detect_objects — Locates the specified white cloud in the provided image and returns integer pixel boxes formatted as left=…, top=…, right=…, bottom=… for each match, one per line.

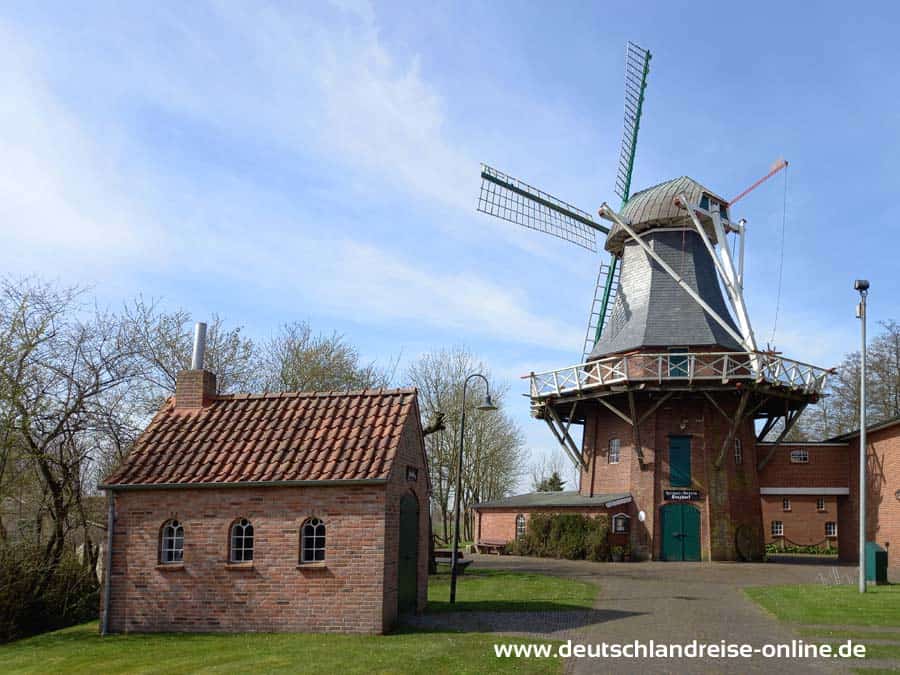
left=0, top=25, right=152, bottom=273
left=0, top=5, right=589, bottom=353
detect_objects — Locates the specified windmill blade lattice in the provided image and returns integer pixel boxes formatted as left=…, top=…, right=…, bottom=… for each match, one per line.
left=586, top=42, right=652, bottom=356
left=477, top=164, right=606, bottom=252
left=614, top=42, right=652, bottom=203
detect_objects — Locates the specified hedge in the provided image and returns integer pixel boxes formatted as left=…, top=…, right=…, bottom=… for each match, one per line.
left=509, top=513, right=610, bottom=561
left=0, top=545, right=98, bottom=643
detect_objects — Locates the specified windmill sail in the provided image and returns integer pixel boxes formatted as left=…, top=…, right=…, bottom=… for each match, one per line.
left=477, top=164, right=607, bottom=252
left=587, top=42, right=652, bottom=354
left=615, top=42, right=652, bottom=203
left=582, top=259, right=620, bottom=361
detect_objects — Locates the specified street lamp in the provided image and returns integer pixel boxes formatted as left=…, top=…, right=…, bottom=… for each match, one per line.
left=855, top=279, right=869, bottom=593
left=449, top=373, right=496, bottom=604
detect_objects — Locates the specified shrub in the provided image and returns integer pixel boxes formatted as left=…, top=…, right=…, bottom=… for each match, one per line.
left=765, top=542, right=836, bottom=555
left=516, top=513, right=610, bottom=561
left=0, top=545, right=99, bottom=643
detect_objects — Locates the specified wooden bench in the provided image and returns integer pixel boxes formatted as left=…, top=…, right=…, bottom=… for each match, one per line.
left=432, top=550, right=474, bottom=574
left=475, top=539, right=507, bottom=555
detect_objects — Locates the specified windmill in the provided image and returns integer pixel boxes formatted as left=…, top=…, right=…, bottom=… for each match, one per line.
left=472, top=42, right=831, bottom=563
left=477, top=42, right=652, bottom=361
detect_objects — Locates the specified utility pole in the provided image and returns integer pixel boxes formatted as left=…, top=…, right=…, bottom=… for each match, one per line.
left=855, top=279, right=869, bottom=593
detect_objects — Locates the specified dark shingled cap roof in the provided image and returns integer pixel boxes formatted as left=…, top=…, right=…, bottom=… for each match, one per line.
left=101, top=388, right=419, bottom=488
left=604, top=176, right=727, bottom=255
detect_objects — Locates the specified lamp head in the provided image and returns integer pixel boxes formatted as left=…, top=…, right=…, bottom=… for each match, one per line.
left=854, top=279, right=870, bottom=292
left=477, top=393, right=497, bottom=411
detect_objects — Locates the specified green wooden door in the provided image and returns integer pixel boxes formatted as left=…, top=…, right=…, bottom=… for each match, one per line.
left=398, top=494, right=419, bottom=613
left=669, top=436, right=692, bottom=487
left=681, top=505, right=700, bottom=561
left=660, top=503, right=701, bottom=561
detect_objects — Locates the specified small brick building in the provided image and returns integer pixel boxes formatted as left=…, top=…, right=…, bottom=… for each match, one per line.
left=100, top=367, right=430, bottom=634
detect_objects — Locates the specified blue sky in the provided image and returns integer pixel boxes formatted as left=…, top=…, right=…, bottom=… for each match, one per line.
left=3, top=1, right=899, bottom=488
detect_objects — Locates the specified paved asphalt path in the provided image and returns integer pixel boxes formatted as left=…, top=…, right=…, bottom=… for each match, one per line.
left=409, top=555, right=876, bottom=674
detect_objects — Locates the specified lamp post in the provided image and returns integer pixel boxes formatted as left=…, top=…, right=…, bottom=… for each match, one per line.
left=449, top=373, right=496, bottom=604
left=855, top=279, right=869, bottom=593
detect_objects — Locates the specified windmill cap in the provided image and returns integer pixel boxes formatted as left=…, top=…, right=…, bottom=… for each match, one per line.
left=602, top=176, right=727, bottom=255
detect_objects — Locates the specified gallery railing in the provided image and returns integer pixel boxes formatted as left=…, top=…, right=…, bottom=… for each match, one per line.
left=527, top=352, right=830, bottom=400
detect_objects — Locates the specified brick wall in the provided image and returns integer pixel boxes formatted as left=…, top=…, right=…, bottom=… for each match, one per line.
left=382, top=412, right=431, bottom=628
left=844, top=425, right=900, bottom=567
left=104, top=484, right=395, bottom=634
left=757, top=443, right=849, bottom=488
left=761, top=495, right=839, bottom=548
left=579, top=390, right=763, bottom=561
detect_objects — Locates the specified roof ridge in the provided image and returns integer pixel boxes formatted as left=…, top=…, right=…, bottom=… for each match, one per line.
left=214, top=387, right=416, bottom=401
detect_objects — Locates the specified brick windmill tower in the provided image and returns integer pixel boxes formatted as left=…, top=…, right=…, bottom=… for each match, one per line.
left=474, top=44, right=831, bottom=561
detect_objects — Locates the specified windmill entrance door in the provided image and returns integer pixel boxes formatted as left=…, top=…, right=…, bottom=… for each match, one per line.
left=660, top=503, right=700, bottom=561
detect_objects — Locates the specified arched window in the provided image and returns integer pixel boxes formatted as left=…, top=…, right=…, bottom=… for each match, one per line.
left=230, top=518, right=254, bottom=562
left=612, top=513, right=630, bottom=534
left=515, top=514, right=526, bottom=540
left=300, top=518, right=326, bottom=563
left=160, top=520, right=184, bottom=563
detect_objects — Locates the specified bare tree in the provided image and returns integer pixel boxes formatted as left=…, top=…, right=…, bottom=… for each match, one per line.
left=258, top=321, right=394, bottom=392
left=405, top=347, right=525, bottom=542
left=124, top=297, right=257, bottom=411
left=795, top=319, right=900, bottom=440
left=530, top=449, right=575, bottom=492
left=0, top=278, right=137, bottom=587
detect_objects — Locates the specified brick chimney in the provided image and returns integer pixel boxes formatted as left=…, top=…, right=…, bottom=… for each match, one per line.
left=175, top=322, right=217, bottom=410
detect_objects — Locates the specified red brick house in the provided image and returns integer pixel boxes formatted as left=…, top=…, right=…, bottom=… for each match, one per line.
left=99, top=367, right=430, bottom=635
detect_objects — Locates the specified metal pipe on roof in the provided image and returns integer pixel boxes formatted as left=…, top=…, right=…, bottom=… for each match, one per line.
left=191, top=322, right=207, bottom=370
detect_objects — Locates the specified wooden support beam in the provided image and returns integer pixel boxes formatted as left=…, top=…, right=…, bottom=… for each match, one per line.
left=714, top=389, right=750, bottom=469
left=637, top=391, right=674, bottom=426
left=544, top=404, right=587, bottom=469
left=702, top=391, right=731, bottom=423
left=757, top=402, right=808, bottom=471
left=756, top=416, right=779, bottom=442
left=598, top=397, right=633, bottom=425
left=627, top=390, right=646, bottom=465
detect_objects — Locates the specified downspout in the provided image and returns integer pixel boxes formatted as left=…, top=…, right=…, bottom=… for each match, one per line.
left=101, top=489, right=115, bottom=636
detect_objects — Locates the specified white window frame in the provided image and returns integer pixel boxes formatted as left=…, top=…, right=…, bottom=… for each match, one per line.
left=515, top=514, right=526, bottom=540
left=771, top=520, right=784, bottom=537
left=230, top=518, right=254, bottom=563
left=817, top=497, right=826, bottom=512
left=789, top=449, right=809, bottom=464
left=734, top=438, right=743, bottom=465
left=782, top=498, right=791, bottom=512
left=608, top=438, right=621, bottom=464
left=300, top=518, right=326, bottom=563
left=160, top=520, right=184, bottom=564
left=825, top=521, right=837, bottom=538
left=612, top=513, right=630, bottom=534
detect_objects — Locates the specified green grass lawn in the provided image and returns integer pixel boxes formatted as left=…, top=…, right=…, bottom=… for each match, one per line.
left=427, top=569, right=598, bottom=613
left=744, top=584, right=900, bottom=627
left=745, top=585, right=900, bottom=672
left=0, top=622, right=560, bottom=674
left=0, top=569, right=594, bottom=674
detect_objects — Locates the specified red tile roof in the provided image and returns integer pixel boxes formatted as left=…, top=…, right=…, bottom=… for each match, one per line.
left=102, top=388, right=420, bottom=487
